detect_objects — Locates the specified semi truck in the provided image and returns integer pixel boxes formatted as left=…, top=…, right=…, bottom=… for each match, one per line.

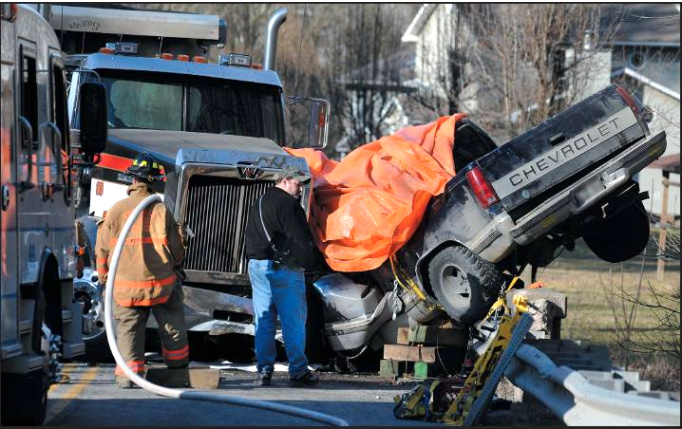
left=1, top=3, right=107, bottom=424
left=44, top=5, right=329, bottom=360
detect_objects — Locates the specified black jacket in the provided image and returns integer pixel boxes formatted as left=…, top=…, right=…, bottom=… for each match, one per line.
left=245, top=187, right=322, bottom=270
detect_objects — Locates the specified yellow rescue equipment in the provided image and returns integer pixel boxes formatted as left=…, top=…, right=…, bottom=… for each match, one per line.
left=393, top=277, right=533, bottom=425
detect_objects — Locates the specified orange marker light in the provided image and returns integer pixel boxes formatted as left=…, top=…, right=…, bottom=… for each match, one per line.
left=160, top=53, right=174, bottom=60
left=193, top=56, right=207, bottom=63
left=177, top=54, right=189, bottom=62
left=99, top=47, right=114, bottom=54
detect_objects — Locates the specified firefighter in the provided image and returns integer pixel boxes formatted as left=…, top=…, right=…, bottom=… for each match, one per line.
left=95, top=152, right=188, bottom=388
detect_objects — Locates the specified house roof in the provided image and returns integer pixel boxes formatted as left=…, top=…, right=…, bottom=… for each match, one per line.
left=403, top=4, right=680, bottom=47
left=603, top=4, right=680, bottom=47
left=401, top=4, right=437, bottom=42
left=337, top=46, right=417, bottom=91
left=611, top=67, right=681, bottom=101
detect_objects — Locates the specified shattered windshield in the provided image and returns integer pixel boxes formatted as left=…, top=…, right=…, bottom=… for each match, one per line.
left=91, top=71, right=285, bottom=145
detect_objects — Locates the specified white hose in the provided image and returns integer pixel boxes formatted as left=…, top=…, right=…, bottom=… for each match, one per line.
left=104, top=194, right=348, bottom=426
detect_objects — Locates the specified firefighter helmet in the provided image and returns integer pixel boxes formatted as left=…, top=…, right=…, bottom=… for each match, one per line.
left=126, top=152, right=165, bottom=182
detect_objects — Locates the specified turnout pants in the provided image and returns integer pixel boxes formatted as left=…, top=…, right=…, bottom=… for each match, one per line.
left=113, top=283, right=189, bottom=378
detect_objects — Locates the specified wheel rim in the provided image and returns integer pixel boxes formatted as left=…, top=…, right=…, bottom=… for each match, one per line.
left=440, top=264, right=472, bottom=311
left=74, top=268, right=106, bottom=341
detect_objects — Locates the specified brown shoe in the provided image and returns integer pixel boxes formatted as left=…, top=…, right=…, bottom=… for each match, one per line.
left=289, top=370, right=319, bottom=387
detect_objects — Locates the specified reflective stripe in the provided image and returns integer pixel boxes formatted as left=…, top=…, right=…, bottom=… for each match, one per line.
left=110, top=236, right=168, bottom=246
left=115, top=274, right=177, bottom=289
left=115, top=360, right=145, bottom=375
left=162, top=345, right=189, bottom=361
left=100, top=153, right=133, bottom=172
left=115, top=295, right=170, bottom=307
left=96, top=257, right=108, bottom=265
left=98, top=268, right=109, bottom=276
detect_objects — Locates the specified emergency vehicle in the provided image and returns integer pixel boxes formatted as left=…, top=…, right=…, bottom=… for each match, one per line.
left=1, top=4, right=107, bottom=424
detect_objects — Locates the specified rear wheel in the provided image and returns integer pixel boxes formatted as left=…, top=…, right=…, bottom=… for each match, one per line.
left=427, top=245, right=502, bottom=326
left=583, top=201, right=650, bottom=263
left=305, top=283, right=331, bottom=364
left=1, top=293, right=49, bottom=425
left=1, top=369, right=48, bottom=425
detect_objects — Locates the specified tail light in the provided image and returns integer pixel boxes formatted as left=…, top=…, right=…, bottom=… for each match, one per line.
left=466, top=166, right=499, bottom=209
left=615, top=86, right=650, bottom=134
left=1, top=4, right=18, bottom=21
left=99, top=47, right=114, bottom=54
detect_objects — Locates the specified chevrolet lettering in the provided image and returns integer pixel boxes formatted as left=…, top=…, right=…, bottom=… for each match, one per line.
left=491, top=107, right=638, bottom=199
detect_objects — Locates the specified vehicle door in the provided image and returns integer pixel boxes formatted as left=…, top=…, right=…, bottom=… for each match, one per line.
left=1, top=14, right=21, bottom=358
left=46, top=48, right=76, bottom=280
left=15, top=37, right=43, bottom=286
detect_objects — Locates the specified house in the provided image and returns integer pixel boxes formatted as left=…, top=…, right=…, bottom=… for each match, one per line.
left=402, top=3, right=679, bottom=217
left=607, top=4, right=680, bottom=218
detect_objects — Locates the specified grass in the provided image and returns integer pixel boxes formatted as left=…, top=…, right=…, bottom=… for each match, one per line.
left=532, top=236, right=680, bottom=371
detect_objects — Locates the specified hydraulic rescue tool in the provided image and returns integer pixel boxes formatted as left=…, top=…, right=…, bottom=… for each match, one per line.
left=393, top=278, right=533, bottom=425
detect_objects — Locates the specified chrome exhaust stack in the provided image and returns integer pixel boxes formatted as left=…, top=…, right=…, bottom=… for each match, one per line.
left=264, top=8, right=287, bottom=71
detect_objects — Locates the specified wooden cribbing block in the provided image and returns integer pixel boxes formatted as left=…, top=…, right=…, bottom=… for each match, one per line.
left=397, top=326, right=468, bottom=347
left=383, top=344, right=437, bottom=363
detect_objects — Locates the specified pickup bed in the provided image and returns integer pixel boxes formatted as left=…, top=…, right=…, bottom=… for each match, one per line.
left=399, top=85, right=667, bottom=324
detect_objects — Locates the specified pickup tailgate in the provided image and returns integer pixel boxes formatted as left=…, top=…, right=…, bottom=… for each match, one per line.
left=477, top=86, right=647, bottom=214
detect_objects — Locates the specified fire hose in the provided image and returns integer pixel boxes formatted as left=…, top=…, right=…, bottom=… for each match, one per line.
left=104, top=194, right=349, bottom=426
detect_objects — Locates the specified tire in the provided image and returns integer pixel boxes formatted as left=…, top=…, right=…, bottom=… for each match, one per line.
left=305, top=284, right=331, bottom=364
left=83, top=331, right=114, bottom=363
left=427, top=245, right=502, bottom=326
left=583, top=201, right=650, bottom=263
left=1, top=294, right=49, bottom=425
left=1, top=369, right=48, bottom=425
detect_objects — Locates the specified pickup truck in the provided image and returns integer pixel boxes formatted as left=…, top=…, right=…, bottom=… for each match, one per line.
left=307, top=85, right=667, bottom=359
left=394, top=85, right=666, bottom=325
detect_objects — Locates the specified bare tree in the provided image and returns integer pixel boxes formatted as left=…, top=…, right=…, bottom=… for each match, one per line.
left=324, top=4, right=416, bottom=149
left=409, top=4, right=618, bottom=141
left=601, top=250, right=681, bottom=370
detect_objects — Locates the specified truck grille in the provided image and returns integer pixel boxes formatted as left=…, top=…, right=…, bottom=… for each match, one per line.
left=183, top=176, right=273, bottom=275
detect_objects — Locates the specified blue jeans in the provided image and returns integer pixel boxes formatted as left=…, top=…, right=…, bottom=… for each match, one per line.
left=248, top=259, right=308, bottom=378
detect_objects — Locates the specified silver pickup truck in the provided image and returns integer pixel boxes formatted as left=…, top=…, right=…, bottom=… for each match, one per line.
left=306, top=85, right=667, bottom=361
left=395, top=84, right=667, bottom=325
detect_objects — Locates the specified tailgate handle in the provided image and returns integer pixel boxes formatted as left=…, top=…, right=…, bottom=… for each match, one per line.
left=549, top=133, right=566, bottom=146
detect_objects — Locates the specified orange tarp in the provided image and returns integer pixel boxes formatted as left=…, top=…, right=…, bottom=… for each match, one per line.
left=286, top=113, right=465, bottom=272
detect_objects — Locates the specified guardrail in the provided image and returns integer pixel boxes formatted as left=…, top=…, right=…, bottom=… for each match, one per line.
left=505, top=343, right=680, bottom=426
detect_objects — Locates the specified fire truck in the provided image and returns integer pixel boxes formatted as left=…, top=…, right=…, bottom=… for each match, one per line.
left=44, top=5, right=329, bottom=360
left=1, top=4, right=107, bottom=425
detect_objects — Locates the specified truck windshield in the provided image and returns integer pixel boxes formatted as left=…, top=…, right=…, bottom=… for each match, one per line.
left=90, top=71, right=285, bottom=145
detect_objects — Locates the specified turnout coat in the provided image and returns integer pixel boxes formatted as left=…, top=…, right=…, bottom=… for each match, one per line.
left=95, top=182, right=185, bottom=307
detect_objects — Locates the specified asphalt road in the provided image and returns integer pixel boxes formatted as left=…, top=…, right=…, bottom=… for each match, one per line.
left=44, top=363, right=439, bottom=426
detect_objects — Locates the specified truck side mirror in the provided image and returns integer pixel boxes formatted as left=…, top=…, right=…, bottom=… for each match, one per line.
left=285, top=96, right=330, bottom=149
left=79, top=82, right=108, bottom=155
left=308, top=98, right=329, bottom=149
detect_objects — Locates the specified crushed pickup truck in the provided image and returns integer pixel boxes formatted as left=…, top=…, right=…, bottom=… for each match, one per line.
left=401, top=85, right=666, bottom=324
left=305, top=85, right=666, bottom=357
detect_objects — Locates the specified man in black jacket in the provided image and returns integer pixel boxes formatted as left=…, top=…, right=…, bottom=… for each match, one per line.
left=245, top=167, right=322, bottom=387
